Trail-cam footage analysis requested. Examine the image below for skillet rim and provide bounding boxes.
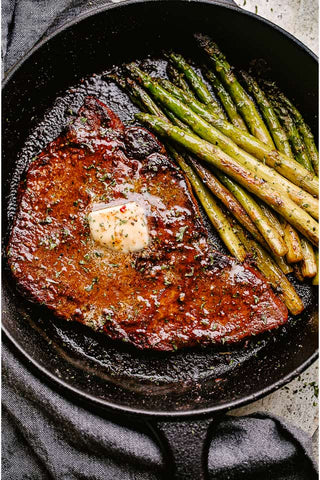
[2,0,318,84]
[2,0,318,418]
[3,326,318,418]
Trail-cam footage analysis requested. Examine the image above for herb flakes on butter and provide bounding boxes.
[88,201,149,253]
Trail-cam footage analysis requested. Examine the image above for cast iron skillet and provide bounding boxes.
[2,0,318,478]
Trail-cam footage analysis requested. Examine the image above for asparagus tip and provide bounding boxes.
[125,62,139,74]
[103,72,126,89]
[194,33,222,58]
[194,32,210,46]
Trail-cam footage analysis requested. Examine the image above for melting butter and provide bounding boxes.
[88,201,149,253]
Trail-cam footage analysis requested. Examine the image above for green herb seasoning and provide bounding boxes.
[176,226,188,242]
[84,277,99,292]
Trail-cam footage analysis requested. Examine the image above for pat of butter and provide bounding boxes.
[88,201,149,253]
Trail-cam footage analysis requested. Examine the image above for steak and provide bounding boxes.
[7,96,288,351]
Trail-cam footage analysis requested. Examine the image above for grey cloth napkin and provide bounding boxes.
[2,341,164,480]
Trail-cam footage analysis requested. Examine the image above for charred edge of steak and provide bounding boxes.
[124,127,163,159]
[66,95,125,144]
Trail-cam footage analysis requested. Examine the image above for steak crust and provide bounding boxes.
[7,96,288,351]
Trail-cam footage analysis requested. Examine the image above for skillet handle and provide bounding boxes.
[149,416,220,479]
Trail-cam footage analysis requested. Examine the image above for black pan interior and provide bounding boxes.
[2,0,318,415]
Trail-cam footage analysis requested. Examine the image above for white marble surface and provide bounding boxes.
[234,0,318,54]
[230,0,319,456]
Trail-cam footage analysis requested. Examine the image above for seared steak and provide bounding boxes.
[7,96,288,351]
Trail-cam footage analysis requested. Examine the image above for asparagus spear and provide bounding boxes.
[270,98,313,172]
[299,229,316,278]
[155,77,319,206]
[259,206,295,273]
[195,34,275,148]
[300,238,317,278]
[105,72,126,89]
[271,96,318,278]
[216,173,287,257]
[167,63,194,96]
[260,205,285,237]
[106,73,145,112]
[188,158,266,244]
[280,93,319,177]
[159,82,296,274]
[244,75,317,276]
[279,218,304,264]
[107,74,163,118]
[168,52,227,120]
[187,157,293,273]
[136,113,319,246]
[163,107,190,132]
[285,226,303,264]
[240,72,294,158]
[312,250,319,285]
[233,222,304,315]
[127,77,167,119]
[169,149,246,261]
[204,68,248,132]
[264,79,319,176]
[271,252,293,275]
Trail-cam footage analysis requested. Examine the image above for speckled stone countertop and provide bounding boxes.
[231,0,319,459]
[234,0,318,54]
